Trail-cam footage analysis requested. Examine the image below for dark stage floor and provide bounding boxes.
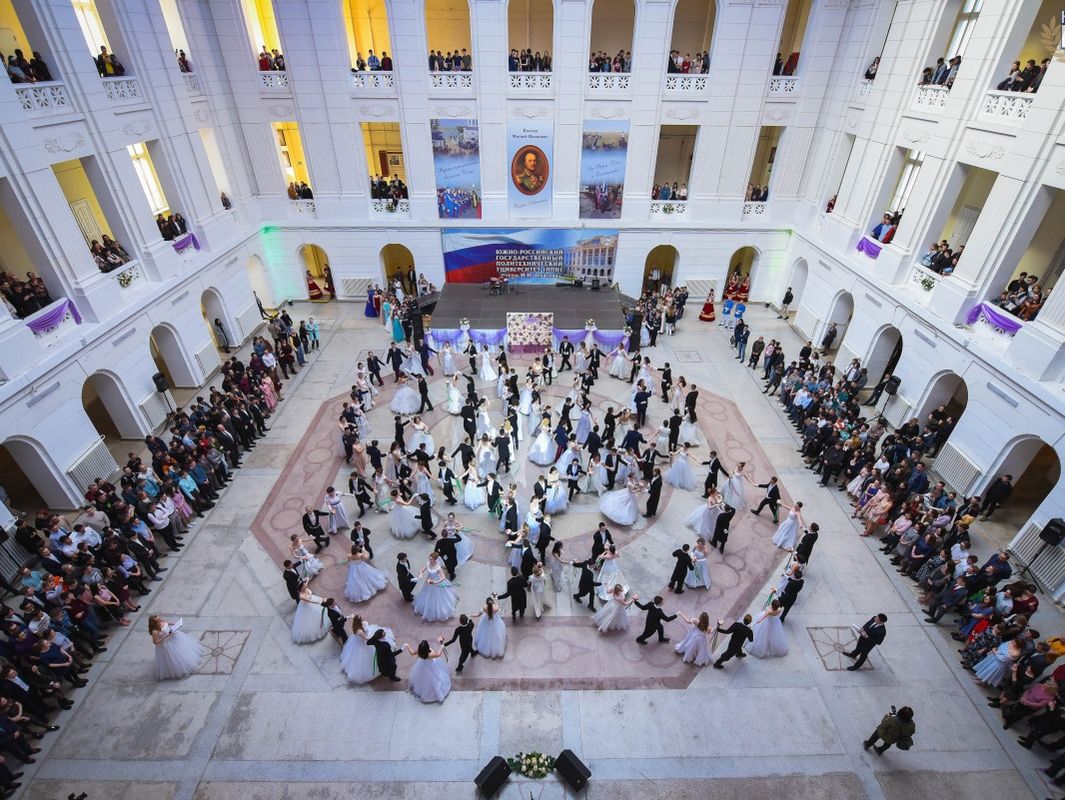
[426,283,627,328]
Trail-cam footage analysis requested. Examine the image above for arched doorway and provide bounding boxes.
[865,325,903,385]
[247,255,276,310]
[201,288,232,353]
[823,291,854,353]
[986,437,1061,534]
[669,0,716,70]
[643,245,678,294]
[788,257,809,307]
[589,0,634,68]
[82,372,144,441]
[0,437,76,510]
[723,246,757,300]
[299,244,333,302]
[508,0,553,63]
[381,243,416,293]
[425,0,472,57]
[916,371,968,451]
[150,324,198,389]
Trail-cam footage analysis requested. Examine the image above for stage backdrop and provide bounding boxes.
[442,228,621,284]
[430,118,482,219]
[506,312,553,353]
[580,120,629,220]
[507,119,553,218]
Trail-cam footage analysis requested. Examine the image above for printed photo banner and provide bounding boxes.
[507,312,554,353]
[442,228,620,284]
[430,118,482,220]
[579,120,629,220]
[507,119,553,218]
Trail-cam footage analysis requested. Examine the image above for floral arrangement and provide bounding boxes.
[917,274,936,292]
[662,202,675,214]
[116,268,136,288]
[507,751,556,779]
[585,318,596,328]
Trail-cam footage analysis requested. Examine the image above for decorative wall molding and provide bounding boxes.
[965,139,1005,161]
[513,106,550,118]
[664,107,700,121]
[44,132,85,154]
[267,103,294,117]
[433,105,472,117]
[589,107,626,119]
[1057,160,1065,175]
[764,107,790,121]
[194,108,210,124]
[121,120,152,137]
[357,103,392,118]
[901,128,930,145]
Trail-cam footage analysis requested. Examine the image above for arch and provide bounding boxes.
[589,0,634,67]
[150,323,199,389]
[425,0,472,56]
[247,254,276,309]
[723,246,759,301]
[668,0,717,70]
[380,243,416,289]
[788,257,809,306]
[864,324,903,385]
[823,290,855,353]
[0,436,78,510]
[201,288,233,353]
[299,244,333,302]
[507,0,554,63]
[915,370,968,435]
[643,245,678,294]
[983,436,1061,534]
[82,370,145,441]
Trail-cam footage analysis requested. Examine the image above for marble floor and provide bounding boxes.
[23,299,1053,800]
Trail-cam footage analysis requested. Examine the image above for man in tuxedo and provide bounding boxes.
[713,614,753,669]
[566,459,585,499]
[710,506,735,553]
[350,520,374,559]
[444,614,477,672]
[323,598,349,643]
[843,613,887,670]
[366,351,384,386]
[542,351,554,385]
[451,437,475,472]
[437,459,458,505]
[302,506,330,552]
[417,493,435,540]
[532,474,547,501]
[635,595,676,644]
[368,628,402,681]
[778,568,805,621]
[480,473,502,516]
[660,363,673,403]
[396,552,416,601]
[463,373,478,404]
[534,514,553,563]
[465,342,479,373]
[558,337,574,371]
[794,523,819,564]
[588,344,601,379]
[633,385,651,427]
[585,424,603,458]
[435,530,458,580]
[640,447,665,482]
[751,476,781,523]
[700,451,726,495]
[417,375,433,412]
[628,353,642,383]
[591,522,613,561]
[460,403,477,442]
[387,342,403,381]
[644,468,663,518]
[684,384,699,423]
[282,560,301,602]
[497,567,529,620]
[493,431,512,474]
[667,410,683,452]
[571,557,601,610]
[349,473,374,517]
[603,449,619,490]
[620,425,645,455]
[501,497,519,532]
[668,544,693,593]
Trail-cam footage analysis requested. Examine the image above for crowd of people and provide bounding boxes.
[918,239,963,276]
[990,271,1049,322]
[746,184,769,202]
[918,56,961,88]
[287,182,313,201]
[588,51,631,73]
[428,50,472,71]
[996,58,1049,93]
[0,272,52,320]
[370,175,409,205]
[94,46,125,77]
[3,49,52,83]
[351,50,394,72]
[651,183,687,201]
[772,52,799,76]
[90,236,132,274]
[155,212,190,242]
[508,49,552,72]
[667,51,709,74]
[868,211,902,245]
[258,47,286,71]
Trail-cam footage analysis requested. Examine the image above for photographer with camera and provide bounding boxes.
[862,705,915,755]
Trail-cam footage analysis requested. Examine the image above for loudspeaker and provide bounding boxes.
[884,375,901,396]
[555,749,591,792]
[411,311,426,344]
[627,312,643,353]
[152,372,169,393]
[474,756,510,797]
[1039,518,1065,547]
[591,278,601,291]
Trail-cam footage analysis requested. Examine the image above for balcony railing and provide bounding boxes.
[649,200,689,218]
[291,199,316,215]
[742,202,767,218]
[767,77,798,96]
[260,71,290,90]
[429,71,473,90]
[912,84,949,111]
[24,298,82,349]
[664,74,707,93]
[979,90,1033,125]
[508,72,553,91]
[587,73,631,91]
[855,78,873,99]
[351,71,395,91]
[370,198,410,216]
[909,264,940,301]
[15,81,71,115]
[102,76,142,105]
[182,72,201,94]
[112,261,143,293]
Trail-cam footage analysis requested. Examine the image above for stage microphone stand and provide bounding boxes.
[1013,541,1053,593]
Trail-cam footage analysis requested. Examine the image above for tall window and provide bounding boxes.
[889,150,924,215]
[71,0,111,52]
[945,0,982,58]
[128,143,169,215]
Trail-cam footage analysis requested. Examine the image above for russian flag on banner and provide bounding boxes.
[442,230,535,283]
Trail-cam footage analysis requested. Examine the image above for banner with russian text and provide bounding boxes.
[430,118,482,219]
[579,120,629,219]
[506,119,553,218]
[442,228,620,284]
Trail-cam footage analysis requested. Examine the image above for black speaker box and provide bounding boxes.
[474,755,511,797]
[1039,518,1065,546]
[884,375,901,396]
[152,372,169,393]
[555,749,591,791]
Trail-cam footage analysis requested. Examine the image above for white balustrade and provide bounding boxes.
[587,73,631,91]
[664,74,707,93]
[101,76,142,104]
[979,90,1033,124]
[909,264,940,301]
[112,261,143,292]
[15,82,71,115]
[912,84,949,111]
[351,71,395,90]
[260,71,290,90]
[24,300,80,349]
[767,77,798,96]
[508,72,554,91]
[370,198,410,216]
[742,202,767,218]
[291,199,316,215]
[855,78,873,99]
[181,72,201,94]
[649,200,689,218]
[429,71,473,90]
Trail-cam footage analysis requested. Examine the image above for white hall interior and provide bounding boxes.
[0,0,1064,594]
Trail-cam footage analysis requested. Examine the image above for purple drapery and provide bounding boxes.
[427,328,507,348]
[966,303,1023,335]
[25,298,82,333]
[173,233,200,252]
[855,237,882,259]
[551,327,587,348]
[593,330,628,350]
[468,328,507,347]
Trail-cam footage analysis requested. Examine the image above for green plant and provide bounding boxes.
[506,751,556,779]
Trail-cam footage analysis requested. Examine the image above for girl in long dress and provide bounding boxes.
[291,582,331,643]
[519,380,534,416]
[588,455,608,495]
[721,462,753,510]
[476,401,496,440]
[344,543,388,602]
[664,445,697,490]
[373,470,392,512]
[608,346,628,379]
[478,345,498,382]
[679,414,700,447]
[150,615,204,680]
[973,637,1022,687]
[390,374,422,415]
[408,417,435,453]
[575,408,592,444]
[453,527,474,566]
[598,474,642,526]
[748,598,789,658]
[529,563,549,617]
[575,344,590,373]
[555,441,580,478]
[289,534,323,579]
[476,435,497,477]
[544,469,569,515]
[446,376,463,414]
[391,310,404,342]
[547,541,567,592]
[413,464,435,506]
[340,616,396,684]
[440,342,457,376]
[654,421,671,453]
[594,545,624,600]
[406,639,451,703]
[413,553,457,622]
[674,612,713,666]
[388,489,422,539]
[527,419,556,466]
[684,537,712,589]
[472,597,507,658]
[771,502,805,552]
[463,464,486,510]
[325,486,350,532]
[592,585,635,633]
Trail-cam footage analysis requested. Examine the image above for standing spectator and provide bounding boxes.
[863,706,915,755]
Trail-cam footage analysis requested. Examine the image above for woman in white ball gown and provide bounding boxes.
[402,345,425,377]
[721,462,754,510]
[476,435,497,477]
[472,596,507,658]
[344,543,388,603]
[390,374,422,415]
[587,455,608,495]
[413,552,457,622]
[593,585,635,633]
[748,598,789,658]
[595,545,624,600]
[608,345,628,379]
[529,563,549,617]
[527,418,556,466]
[325,486,351,532]
[289,534,323,580]
[446,376,463,415]
[291,581,330,643]
[544,469,569,515]
[598,474,643,526]
[685,490,725,538]
[519,379,534,417]
[440,342,457,376]
[664,444,697,491]
[406,639,451,703]
[555,441,580,479]
[462,464,487,510]
[150,614,204,680]
[476,401,496,440]
[388,489,422,539]
[684,537,712,590]
[478,345,498,382]
[408,416,435,453]
[340,615,395,684]
[771,502,805,552]
[674,612,713,666]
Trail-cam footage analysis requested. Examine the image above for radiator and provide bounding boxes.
[882,394,912,429]
[1010,520,1065,600]
[686,279,714,299]
[931,441,982,495]
[195,341,221,380]
[340,278,371,300]
[66,437,119,491]
[138,391,171,430]
[236,304,263,342]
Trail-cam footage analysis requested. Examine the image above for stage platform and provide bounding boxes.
[425,283,627,329]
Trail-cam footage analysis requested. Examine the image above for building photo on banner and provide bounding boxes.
[441,228,620,284]
[430,118,482,219]
[507,119,553,218]
[580,120,629,219]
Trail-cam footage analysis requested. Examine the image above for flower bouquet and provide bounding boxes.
[507,751,556,779]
